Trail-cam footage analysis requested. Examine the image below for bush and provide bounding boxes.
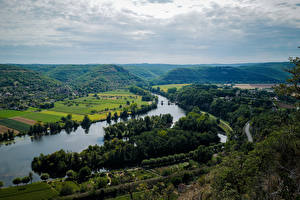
[170,176,182,187]
[40,173,50,181]
[96,177,107,189]
[60,182,75,196]
[78,166,91,182]
[161,168,172,176]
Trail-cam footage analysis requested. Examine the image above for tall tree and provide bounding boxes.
[275,52,300,99]
[12,177,21,186]
[29,172,33,184]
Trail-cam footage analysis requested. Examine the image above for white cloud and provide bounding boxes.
[0,0,299,63]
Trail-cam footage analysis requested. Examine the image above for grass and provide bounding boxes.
[50,181,80,195]
[0,90,150,125]
[0,110,28,119]
[0,118,30,132]
[152,84,190,92]
[21,112,63,123]
[50,91,147,115]
[0,182,58,200]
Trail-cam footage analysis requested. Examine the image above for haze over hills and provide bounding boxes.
[121,62,290,84]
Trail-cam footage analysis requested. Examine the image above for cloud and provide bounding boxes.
[0,0,299,64]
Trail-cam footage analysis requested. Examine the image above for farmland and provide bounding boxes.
[152,84,190,92]
[0,89,150,134]
[0,182,58,200]
[0,119,31,133]
[232,84,276,89]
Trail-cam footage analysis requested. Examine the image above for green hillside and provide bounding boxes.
[122,62,290,82]
[22,64,144,94]
[155,63,290,84]
[0,65,72,109]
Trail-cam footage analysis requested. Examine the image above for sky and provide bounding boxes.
[0,0,299,64]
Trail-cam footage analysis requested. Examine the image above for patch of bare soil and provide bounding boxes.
[11,117,36,125]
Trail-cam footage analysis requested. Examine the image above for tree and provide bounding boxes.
[106,112,112,123]
[40,173,49,181]
[81,115,91,129]
[29,172,33,184]
[22,176,30,185]
[78,166,91,182]
[275,54,300,99]
[66,170,76,181]
[12,177,21,186]
[0,181,3,189]
[113,112,118,121]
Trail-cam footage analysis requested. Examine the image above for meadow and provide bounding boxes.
[0,182,58,200]
[0,89,150,134]
[152,84,190,92]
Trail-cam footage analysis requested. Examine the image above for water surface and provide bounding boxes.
[0,95,186,186]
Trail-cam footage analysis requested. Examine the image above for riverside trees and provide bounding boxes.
[31,113,220,178]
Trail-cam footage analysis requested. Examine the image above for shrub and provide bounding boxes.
[60,182,75,196]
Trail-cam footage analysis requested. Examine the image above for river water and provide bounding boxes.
[0,95,186,186]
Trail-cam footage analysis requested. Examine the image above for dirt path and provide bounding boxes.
[106,173,112,186]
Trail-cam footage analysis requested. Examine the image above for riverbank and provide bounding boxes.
[0,94,185,187]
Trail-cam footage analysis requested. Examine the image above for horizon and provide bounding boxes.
[0,61,291,65]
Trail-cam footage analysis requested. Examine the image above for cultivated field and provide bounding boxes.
[233,84,276,89]
[152,84,190,92]
[11,117,36,125]
[0,125,19,134]
[0,89,150,133]
[0,119,31,133]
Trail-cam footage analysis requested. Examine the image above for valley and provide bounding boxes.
[0,62,299,200]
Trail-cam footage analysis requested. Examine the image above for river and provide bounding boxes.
[0,94,186,186]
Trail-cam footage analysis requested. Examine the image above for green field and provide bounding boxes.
[50,90,148,115]
[0,182,58,200]
[0,118,31,132]
[0,90,151,133]
[0,110,28,119]
[152,84,190,92]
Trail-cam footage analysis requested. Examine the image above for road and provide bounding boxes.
[244,121,253,142]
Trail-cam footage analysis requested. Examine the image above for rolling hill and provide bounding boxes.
[0,64,72,109]
[21,64,144,94]
[154,63,290,84]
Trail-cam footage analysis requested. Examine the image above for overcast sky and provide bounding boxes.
[0,0,299,64]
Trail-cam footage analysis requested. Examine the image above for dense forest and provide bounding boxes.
[121,62,290,82]
[155,65,289,84]
[0,65,73,109]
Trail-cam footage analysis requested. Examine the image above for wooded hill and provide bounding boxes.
[20,64,143,94]
[154,63,290,84]
[121,62,290,83]
[0,65,72,109]
[0,64,143,109]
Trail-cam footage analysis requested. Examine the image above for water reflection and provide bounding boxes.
[0,94,186,186]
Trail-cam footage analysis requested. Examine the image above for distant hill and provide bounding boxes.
[153,62,291,84]
[121,64,195,80]
[20,64,144,94]
[0,65,72,109]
